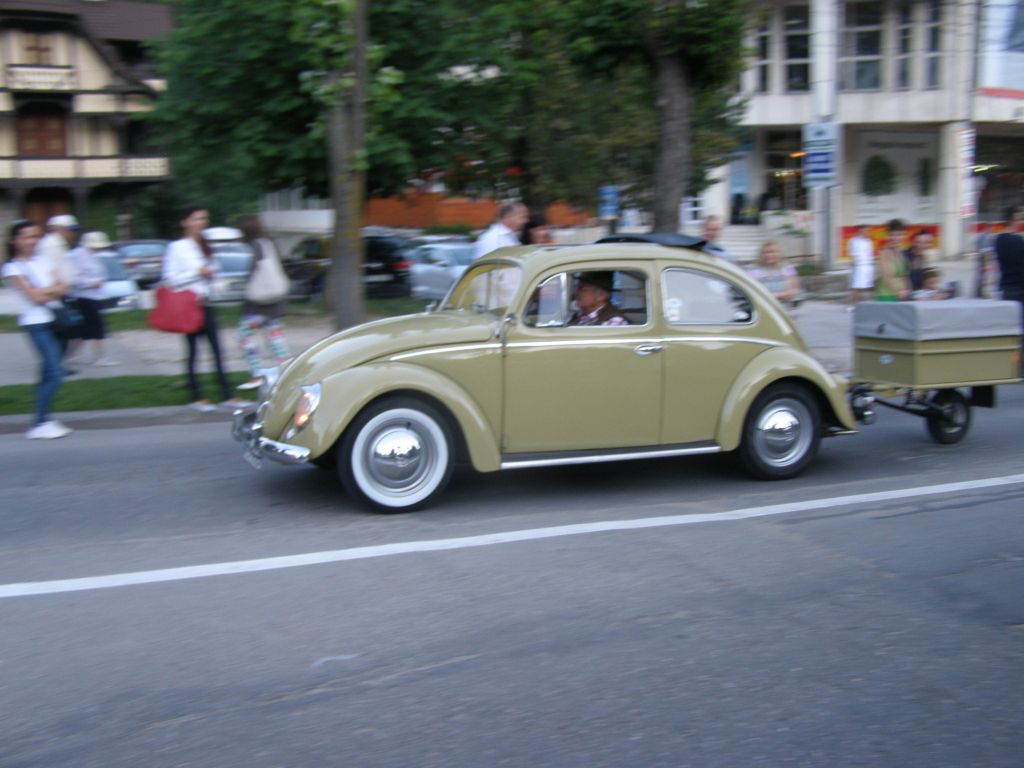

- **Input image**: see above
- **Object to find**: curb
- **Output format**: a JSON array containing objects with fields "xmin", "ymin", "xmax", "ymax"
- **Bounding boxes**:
[{"xmin": 0, "ymin": 404, "xmax": 242, "ymax": 436}]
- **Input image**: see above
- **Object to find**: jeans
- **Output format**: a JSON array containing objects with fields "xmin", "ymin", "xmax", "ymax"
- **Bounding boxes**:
[
  {"xmin": 24, "ymin": 323, "xmax": 64, "ymax": 426},
  {"xmin": 185, "ymin": 305, "xmax": 231, "ymax": 402}
]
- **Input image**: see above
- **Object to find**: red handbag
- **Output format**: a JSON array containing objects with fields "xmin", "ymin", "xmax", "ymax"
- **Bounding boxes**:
[{"xmin": 148, "ymin": 286, "xmax": 205, "ymax": 333}]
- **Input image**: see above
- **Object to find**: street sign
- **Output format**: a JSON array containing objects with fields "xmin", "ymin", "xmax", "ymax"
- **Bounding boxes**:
[
  {"xmin": 802, "ymin": 121, "xmax": 838, "ymax": 188},
  {"xmin": 599, "ymin": 185, "xmax": 620, "ymax": 219}
]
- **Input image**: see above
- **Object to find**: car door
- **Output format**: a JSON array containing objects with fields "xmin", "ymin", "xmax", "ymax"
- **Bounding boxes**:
[
  {"xmin": 658, "ymin": 265, "xmax": 768, "ymax": 443},
  {"xmin": 502, "ymin": 267, "xmax": 662, "ymax": 454}
]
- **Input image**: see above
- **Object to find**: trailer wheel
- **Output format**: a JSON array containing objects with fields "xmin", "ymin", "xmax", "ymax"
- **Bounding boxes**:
[{"xmin": 926, "ymin": 389, "xmax": 971, "ymax": 445}]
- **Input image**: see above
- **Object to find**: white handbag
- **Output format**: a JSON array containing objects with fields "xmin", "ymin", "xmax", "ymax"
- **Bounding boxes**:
[{"xmin": 245, "ymin": 238, "xmax": 290, "ymax": 303}]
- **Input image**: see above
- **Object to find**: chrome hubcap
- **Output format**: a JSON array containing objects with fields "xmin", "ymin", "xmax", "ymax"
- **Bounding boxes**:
[
  {"xmin": 367, "ymin": 424, "xmax": 426, "ymax": 488},
  {"xmin": 754, "ymin": 399, "xmax": 810, "ymax": 467}
]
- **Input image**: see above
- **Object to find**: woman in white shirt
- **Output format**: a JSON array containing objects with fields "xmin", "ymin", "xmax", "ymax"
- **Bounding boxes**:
[
  {"xmin": 162, "ymin": 205, "xmax": 242, "ymax": 412},
  {"xmin": 2, "ymin": 220, "xmax": 72, "ymax": 439}
]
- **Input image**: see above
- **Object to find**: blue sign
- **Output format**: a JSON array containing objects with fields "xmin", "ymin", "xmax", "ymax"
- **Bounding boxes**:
[
  {"xmin": 801, "ymin": 122, "xmax": 838, "ymax": 188},
  {"xmin": 599, "ymin": 185, "xmax": 620, "ymax": 218}
]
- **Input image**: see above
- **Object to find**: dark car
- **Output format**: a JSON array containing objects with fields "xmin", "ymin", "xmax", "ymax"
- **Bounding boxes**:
[
  {"xmin": 284, "ymin": 233, "xmax": 412, "ymax": 299},
  {"xmin": 110, "ymin": 239, "xmax": 169, "ymax": 289}
]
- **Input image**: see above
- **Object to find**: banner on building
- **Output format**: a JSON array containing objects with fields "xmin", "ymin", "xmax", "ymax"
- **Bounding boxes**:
[
  {"xmin": 856, "ymin": 132, "xmax": 939, "ymax": 224},
  {"xmin": 979, "ymin": 0, "xmax": 1024, "ymax": 97}
]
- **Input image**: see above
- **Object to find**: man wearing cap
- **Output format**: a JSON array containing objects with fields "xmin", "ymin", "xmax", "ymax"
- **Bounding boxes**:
[
  {"xmin": 39, "ymin": 214, "xmax": 80, "ymax": 285},
  {"xmin": 67, "ymin": 231, "xmax": 117, "ymax": 366},
  {"xmin": 569, "ymin": 271, "xmax": 629, "ymax": 326}
]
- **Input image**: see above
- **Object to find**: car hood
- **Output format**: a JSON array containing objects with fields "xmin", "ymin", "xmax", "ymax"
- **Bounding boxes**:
[{"xmin": 274, "ymin": 310, "xmax": 499, "ymax": 392}]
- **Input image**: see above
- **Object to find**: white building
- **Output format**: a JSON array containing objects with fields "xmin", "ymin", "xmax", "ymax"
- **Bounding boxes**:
[{"xmin": 704, "ymin": 0, "xmax": 1024, "ymax": 261}]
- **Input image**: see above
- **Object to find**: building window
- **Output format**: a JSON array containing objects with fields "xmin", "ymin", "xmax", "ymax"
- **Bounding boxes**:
[
  {"xmin": 895, "ymin": 2, "xmax": 913, "ymax": 89},
  {"xmin": 924, "ymin": 0, "xmax": 941, "ymax": 88},
  {"xmin": 24, "ymin": 33, "xmax": 53, "ymax": 65},
  {"xmin": 784, "ymin": 5, "xmax": 810, "ymax": 92},
  {"xmin": 755, "ymin": 19, "xmax": 771, "ymax": 93},
  {"xmin": 17, "ymin": 106, "xmax": 67, "ymax": 157},
  {"xmin": 840, "ymin": 1, "xmax": 882, "ymax": 90}
]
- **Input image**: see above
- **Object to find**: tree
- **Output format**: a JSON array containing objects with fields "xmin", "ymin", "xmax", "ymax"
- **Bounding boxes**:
[
  {"xmin": 294, "ymin": 0, "xmax": 369, "ymax": 330},
  {"xmin": 561, "ymin": 0, "xmax": 750, "ymax": 231}
]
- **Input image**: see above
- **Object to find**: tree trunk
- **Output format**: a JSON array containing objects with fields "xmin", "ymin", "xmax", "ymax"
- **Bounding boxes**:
[
  {"xmin": 327, "ymin": 0, "xmax": 368, "ymax": 331},
  {"xmin": 651, "ymin": 54, "xmax": 692, "ymax": 233}
]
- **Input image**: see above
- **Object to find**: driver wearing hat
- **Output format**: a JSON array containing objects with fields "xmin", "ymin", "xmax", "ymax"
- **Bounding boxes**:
[{"xmin": 569, "ymin": 271, "xmax": 629, "ymax": 326}]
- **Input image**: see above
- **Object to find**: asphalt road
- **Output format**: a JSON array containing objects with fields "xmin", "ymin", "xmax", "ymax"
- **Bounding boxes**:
[{"xmin": 2, "ymin": 385, "xmax": 1023, "ymax": 767}]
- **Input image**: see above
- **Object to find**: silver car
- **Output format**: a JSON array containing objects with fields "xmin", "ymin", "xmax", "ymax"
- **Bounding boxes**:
[
  {"xmin": 210, "ymin": 242, "xmax": 254, "ymax": 303},
  {"xmin": 406, "ymin": 240, "xmax": 475, "ymax": 300}
]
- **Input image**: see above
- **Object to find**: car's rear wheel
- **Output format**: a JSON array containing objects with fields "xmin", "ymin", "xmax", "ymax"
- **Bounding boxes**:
[
  {"xmin": 739, "ymin": 383, "xmax": 821, "ymax": 480},
  {"xmin": 338, "ymin": 398, "xmax": 453, "ymax": 512}
]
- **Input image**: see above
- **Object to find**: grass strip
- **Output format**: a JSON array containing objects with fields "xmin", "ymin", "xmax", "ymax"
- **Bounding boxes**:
[{"xmin": 0, "ymin": 372, "xmax": 259, "ymax": 416}]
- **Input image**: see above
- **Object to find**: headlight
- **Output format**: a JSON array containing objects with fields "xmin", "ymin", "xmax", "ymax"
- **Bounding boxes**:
[{"xmin": 291, "ymin": 383, "xmax": 321, "ymax": 431}]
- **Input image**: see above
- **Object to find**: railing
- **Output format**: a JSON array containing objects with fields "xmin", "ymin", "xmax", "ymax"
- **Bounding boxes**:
[
  {"xmin": 0, "ymin": 156, "xmax": 170, "ymax": 181},
  {"xmin": 6, "ymin": 64, "xmax": 77, "ymax": 91}
]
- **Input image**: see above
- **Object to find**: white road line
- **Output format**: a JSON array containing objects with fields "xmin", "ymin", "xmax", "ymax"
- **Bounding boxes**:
[{"xmin": 3, "ymin": 473, "xmax": 1024, "ymax": 600}]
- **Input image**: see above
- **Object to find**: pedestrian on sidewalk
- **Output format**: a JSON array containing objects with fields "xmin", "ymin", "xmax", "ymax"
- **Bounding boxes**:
[
  {"xmin": 847, "ymin": 224, "xmax": 875, "ymax": 306},
  {"xmin": 162, "ymin": 205, "xmax": 246, "ymax": 412},
  {"xmin": 875, "ymin": 219, "xmax": 911, "ymax": 302},
  {"xmin": 235, "ymin": 215, "xmax": 290, "ymax": 391},
  {"xmin": 2, "ymin": 220, "xmax": 72, "ymax": 439},
  {"xmin": 67, "ymin": 231, "xmax": 118, "ymax": 366},
  {"xmin": 993, "ymin": 206, "xmax": 1024, "ymax": 375},
  {"xmin": 701, "ymin": 214, "xmax": 736, "ymax": 261},
  {"xmin": 473, "ymin": 202, "xmax": 528, "ymax": 259},
  {"xmin": 748, "ymin": 240, "xmax": 801, "ymax": 307}
]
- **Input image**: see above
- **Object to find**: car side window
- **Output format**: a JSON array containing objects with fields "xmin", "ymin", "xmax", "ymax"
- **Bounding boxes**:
[
  {"xmin": 662, "ymin": 268, "xmax": 753, "ymax": 325},
  {"xmin": 523, "ymin": 270, "xmax": 649, "ymax": 328},
  {"xmin": 524, "ymin": 274, "xmax": 567, "ymax": 327}
]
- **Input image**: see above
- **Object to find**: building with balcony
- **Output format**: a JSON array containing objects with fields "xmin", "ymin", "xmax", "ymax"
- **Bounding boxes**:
[
  {"xmin": 702, "ymin": 0, "xmax": 1024, "ymax": 261},
  {"xmin": 0, "ymin": 0, "xmax": 173, "ymax": 234}
]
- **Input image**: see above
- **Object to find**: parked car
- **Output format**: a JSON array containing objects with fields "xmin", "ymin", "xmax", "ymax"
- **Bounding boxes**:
[
  {"xmin": 284, "ymin": 231, "xmax": 412, "ymax": 300},
  {"xmin": 95, "ymin": 251, "xmax": 142, "ymax": 311},
  {"xmin": 201, "ymin": 228, "xmax": 254, "ymax": 303},
  {"xmin": 405, "ymin": 239, "xmax": 475, "ymax": 300},
  {"xmin": 234, "ymin": 234, "xmax": 857, "ymax": 512},
  {"xmin": 109, "ymin": 239, "xmax": 169, "ymax": 289}
]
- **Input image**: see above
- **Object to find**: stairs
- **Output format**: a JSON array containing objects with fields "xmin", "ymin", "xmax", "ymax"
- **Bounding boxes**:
[{"xmin": 716, "ymin": 224, "xmax": 766, "ymax": 264}]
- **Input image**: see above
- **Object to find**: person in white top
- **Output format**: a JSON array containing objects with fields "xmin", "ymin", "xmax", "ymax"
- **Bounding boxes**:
[
  {"xmin": 848, "ymin": 224, "xmax": 876, "ymax": 306},
  {"xmin": 472, "ymin": 202, "xmax": 528, "ymax": 260},
  {"xmin": 2, "ymin": 220, "xmax": 72, "ymax": 439},
  {"xmin": 38, "ymin": 213, "xmax": 79, "ymax": 286},
  {"xmin": 68, "ymin": 231, "xmax": 117, "ymax": 366},
  {"xmin": 162, "ymin": 205, "xmax": 244, "ymax": 412}
]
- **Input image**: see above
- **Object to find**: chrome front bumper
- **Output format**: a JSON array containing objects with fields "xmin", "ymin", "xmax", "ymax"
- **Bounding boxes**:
[{"xmin": 232, "ymin": 407, "xmax": 311, "ymax": 467}]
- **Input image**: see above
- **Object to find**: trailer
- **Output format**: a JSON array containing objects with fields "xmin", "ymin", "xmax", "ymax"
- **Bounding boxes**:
[{"xmin": 848, "ymin": 299, "xmax": 1022, "ymax": 443}]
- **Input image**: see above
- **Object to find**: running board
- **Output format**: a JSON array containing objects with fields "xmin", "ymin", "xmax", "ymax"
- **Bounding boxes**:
[{"xmin": 501, "ymin": 442, "xmax": 721, "ymax": 470}]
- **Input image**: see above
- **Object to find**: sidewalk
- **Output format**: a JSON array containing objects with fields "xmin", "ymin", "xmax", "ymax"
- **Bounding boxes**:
[{"xmin": 0, "ymin": 258, "xmax": 978, "ymax": 431}]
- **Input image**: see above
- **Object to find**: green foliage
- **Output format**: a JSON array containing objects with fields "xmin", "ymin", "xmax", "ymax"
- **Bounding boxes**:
[
  {"xmin": 424, "ymin": 223, "xmax": 474, "ymax": 235},
  {"xmin": 863, "ymin": 155, "xmax": 897, "ymax": 197}
]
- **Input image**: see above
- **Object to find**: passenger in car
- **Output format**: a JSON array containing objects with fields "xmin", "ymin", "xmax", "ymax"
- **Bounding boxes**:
[{"xmin": 568, "ymin": 271, "xmax": 629, "ymax": 326}]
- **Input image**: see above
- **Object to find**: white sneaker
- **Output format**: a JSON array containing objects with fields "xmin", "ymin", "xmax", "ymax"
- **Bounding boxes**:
[
  {"xmin": 93, "ymin": 357, "xmax": 119, "ymax": 367},
  {"xmin": 236, "ymin": 377, "xmax": 264, "ymax": 391},
  {"xmin": 26, "ymin": 420, "xmax": 72, "ymax": 440},
  {"xmin": 190, "ymin": 400, "xmax": 217, "ymax": 413}
]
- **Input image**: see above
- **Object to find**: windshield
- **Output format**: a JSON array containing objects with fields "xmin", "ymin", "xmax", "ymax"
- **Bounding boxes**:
[
  {"xmin": 442, "ymin": 263, "xmax": 522, "ymax": 316},
  {"xmin": 117, "ymin": 243, "xmax": 166, "ymax": 260}
]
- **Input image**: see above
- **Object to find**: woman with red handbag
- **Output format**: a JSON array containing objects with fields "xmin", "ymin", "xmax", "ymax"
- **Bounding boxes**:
[{"xmin": 161, "ymin": 205, "xmax": 245, "ymax": 412}]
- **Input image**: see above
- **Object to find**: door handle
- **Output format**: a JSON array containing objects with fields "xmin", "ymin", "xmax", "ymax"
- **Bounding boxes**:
[{"xmin": 633, "ymin": 344, "xmax": 663, "ymax": 356}]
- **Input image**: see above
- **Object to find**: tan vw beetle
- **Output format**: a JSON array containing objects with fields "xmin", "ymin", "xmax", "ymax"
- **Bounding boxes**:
[{"xmin": 234, "ymin": 235, "xmax": 857, "ymax": 511}]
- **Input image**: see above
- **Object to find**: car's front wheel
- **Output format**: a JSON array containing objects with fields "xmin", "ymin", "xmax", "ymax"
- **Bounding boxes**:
[
  {"xmin": 338, "ymin": 398, "xmax": 453, "ymax": 512},
  {"xmin": 739, "ymin": 383, "xmax": 821, "ymax": 480}
]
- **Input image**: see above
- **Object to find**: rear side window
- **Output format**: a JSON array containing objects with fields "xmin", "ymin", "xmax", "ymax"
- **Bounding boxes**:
[{"xmin": 662, "ymin": 268, "xmax": 753, "ymax": 324}]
